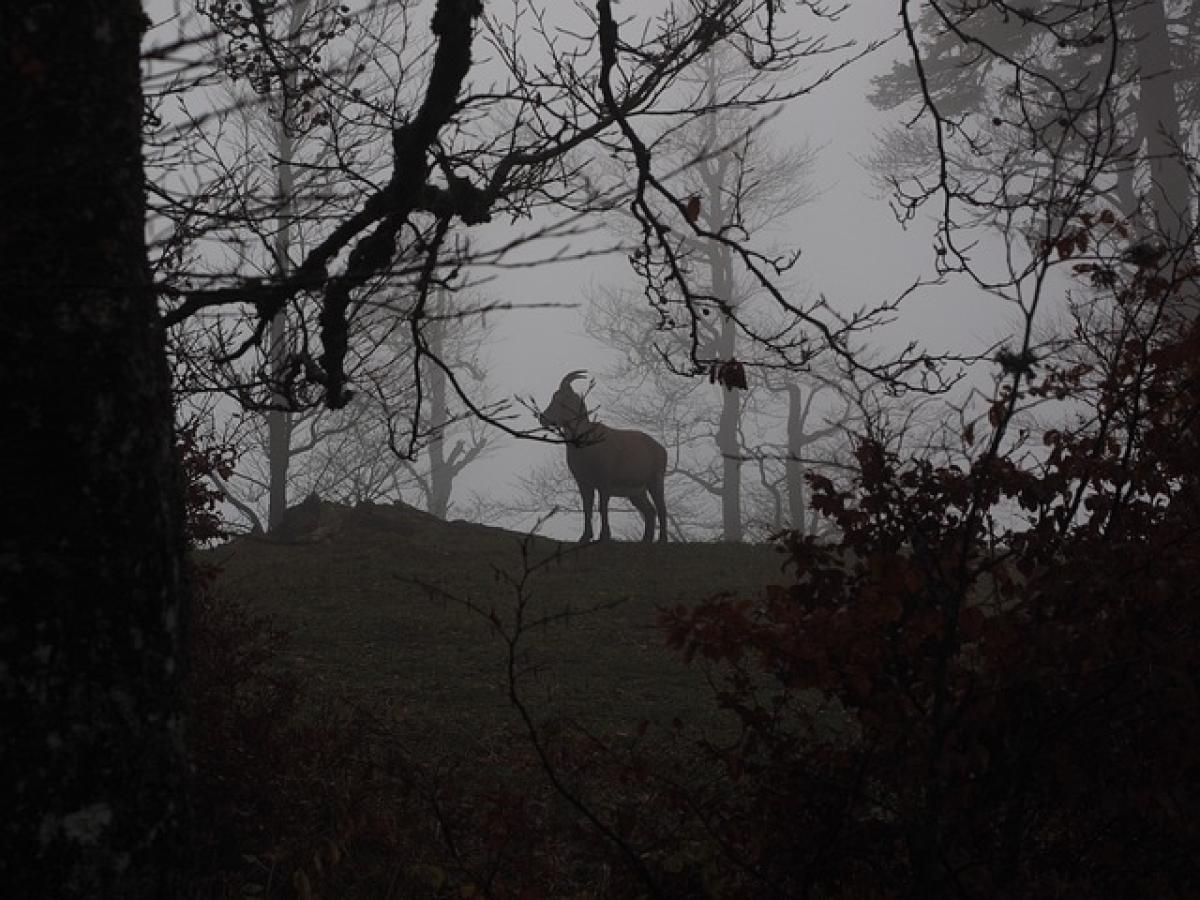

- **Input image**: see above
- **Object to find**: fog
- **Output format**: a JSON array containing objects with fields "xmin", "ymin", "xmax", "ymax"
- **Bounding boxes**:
[
  {"xmin": 451, "ymin": 2, "xmax": 1015, "ymax": 538},
  {"xmin": 145, "ymin": 0, "xmax": 1033, "ymax": 541}
]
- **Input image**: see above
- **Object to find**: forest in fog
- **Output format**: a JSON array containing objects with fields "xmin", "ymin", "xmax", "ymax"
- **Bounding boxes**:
[{"xmin": 3, "ymin": 0, "xmax": 1198, "ymax": 896}]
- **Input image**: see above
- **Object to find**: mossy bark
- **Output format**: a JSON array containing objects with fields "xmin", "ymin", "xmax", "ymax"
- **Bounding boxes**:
[{"xmin": 0, "ymin": 1, "xmax": 188, "ymax": 895}]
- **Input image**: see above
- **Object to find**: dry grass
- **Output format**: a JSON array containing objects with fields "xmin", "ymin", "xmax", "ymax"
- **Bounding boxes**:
[{"xmin": 198, "ymin": 500, "xmax": 786, "ymax": 754}]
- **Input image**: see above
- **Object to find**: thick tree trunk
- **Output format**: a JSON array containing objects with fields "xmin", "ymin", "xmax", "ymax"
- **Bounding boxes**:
[{"xmin": 0, "ymin": 2, "xmax": 188, "ymax": 895}]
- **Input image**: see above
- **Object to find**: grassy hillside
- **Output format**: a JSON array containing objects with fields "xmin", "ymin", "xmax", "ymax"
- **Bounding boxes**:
[{"xmin": 199, "ymin": 499, "xmax": 789, "ymax": 752}]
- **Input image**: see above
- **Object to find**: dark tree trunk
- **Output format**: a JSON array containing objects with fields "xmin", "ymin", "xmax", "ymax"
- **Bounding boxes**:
[{"xmin": 0, "ymin": 2, "xmax": 188, "ymax": 896}]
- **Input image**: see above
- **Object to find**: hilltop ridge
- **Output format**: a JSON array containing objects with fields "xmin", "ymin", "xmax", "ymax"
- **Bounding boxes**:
[{"xmin": 199, "ymin": 499, "xmax": 787, "ymax": 746}]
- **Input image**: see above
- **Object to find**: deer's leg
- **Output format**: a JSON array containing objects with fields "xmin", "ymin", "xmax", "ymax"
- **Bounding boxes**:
[
  {"xmin": 630, "ymin": 492, "xmax": 655, "ymax": 542},
  {"xmin": 649, "ymin": 473, "xmax": 668, "ymax": 543},
  {"xmin": 598, "ymin": 488, "xmax": 613, "ymax": 541},
  {"xmin": 579, "ymin": 485, "xmax": 595, "ymax": 543}
]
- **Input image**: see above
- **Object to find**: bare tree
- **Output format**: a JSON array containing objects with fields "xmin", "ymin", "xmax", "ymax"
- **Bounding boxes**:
[
  {"xmin": 869, "ymin": 0, "xmax": 1197, "ymax": 295},
  {"xmin": 154, "ymin": 0, "xmax": 408, "ymax": 529},
  {"xmin": 396, "ymin": 289, "xmax": 493, "ymax": 518},
  {"xmin": 581, "ymin": 49, "xmax": 822, "ymax": 540},
  {"xmin": 149, "ymin": 0, "xmax": 941, "ymax": 461},
  {"xmin": 747, "ymin": 370, "xmax": 852, "ymax": 537}
]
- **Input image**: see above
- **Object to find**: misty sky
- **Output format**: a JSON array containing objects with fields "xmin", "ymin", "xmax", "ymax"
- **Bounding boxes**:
[
  {"xmin": 146, "ymin": 0, "xmax": 1024, "ymax": 540},
  {"xmin": 453, "ymin": 2, "xmax": 1016, "ymax": 537}
]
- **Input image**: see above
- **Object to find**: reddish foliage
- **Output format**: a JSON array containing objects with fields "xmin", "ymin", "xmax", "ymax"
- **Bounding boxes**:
[
  {"xmin": 657, "ymin": 223, "xmax": 1200, "ymax": 897},
  {"xmin": 178, "ymin": 213, "xmax": 1200, "ymax": 898},
  {"xmin": 177, "ymin": 422, "xmax": 235, "ymax": 547}
]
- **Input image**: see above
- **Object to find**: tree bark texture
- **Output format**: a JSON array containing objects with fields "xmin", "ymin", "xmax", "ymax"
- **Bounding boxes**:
[
  {"xmin": 0, "ymin": 2, "xmax": 188, "ymax": 896},
  {"xmin": 1130, "ymin": 0, "xmax": 1192, "ymax": 247}
]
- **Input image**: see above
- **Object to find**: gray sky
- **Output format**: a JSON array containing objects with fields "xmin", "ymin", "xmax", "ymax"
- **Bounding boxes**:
[
  {"xmin": 454, "ymin": 4, "xmax": 1015, "ymax": 537},
  {"xmin": 147, "ymin": 0, "xmax": 1022, "ymax": 540}
]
